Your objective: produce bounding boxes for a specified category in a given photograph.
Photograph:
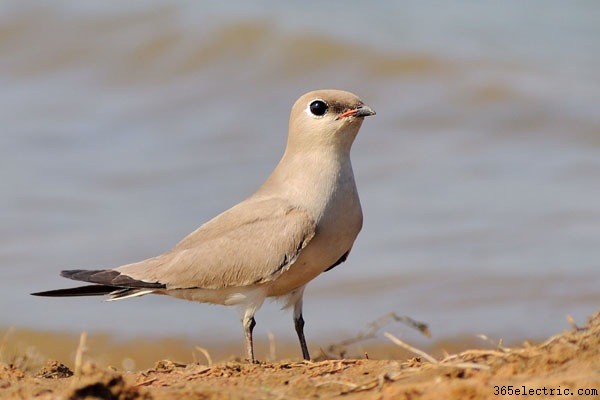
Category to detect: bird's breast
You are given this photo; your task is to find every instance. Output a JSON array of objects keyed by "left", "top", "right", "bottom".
[{"left": 266, "top": 169, "right": 362, "bottom": 297}]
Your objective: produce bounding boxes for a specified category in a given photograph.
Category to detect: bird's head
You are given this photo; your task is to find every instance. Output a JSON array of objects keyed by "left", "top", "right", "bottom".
[{"left": 287, "top": 89, "right": 375, "bottom": 153}]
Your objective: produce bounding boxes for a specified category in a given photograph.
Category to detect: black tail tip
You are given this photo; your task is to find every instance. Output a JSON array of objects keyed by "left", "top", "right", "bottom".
[{"left": 30, "top": 285, "right": 119, "bottom": 297}]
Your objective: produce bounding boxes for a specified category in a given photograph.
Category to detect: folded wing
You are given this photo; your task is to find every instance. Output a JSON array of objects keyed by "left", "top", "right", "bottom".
[{"left": 114, "top": 197, "right": 316, "bottom": 290}]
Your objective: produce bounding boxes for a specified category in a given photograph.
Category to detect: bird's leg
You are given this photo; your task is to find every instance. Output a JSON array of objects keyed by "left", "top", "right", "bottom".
[
  {"left": 295, "top": 313, "right": 310, "bottom": 360},
  {"left": 242, "top": 313, "right": 257, "bottom": 363},
  {"left": 293, "top": 292, "right": 311, "bottom": 360}
]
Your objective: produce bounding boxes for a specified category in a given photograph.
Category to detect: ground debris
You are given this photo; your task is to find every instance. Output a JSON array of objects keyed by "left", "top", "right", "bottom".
[
  {"left": 0, "top": 310, "right": 598, "bottom": 399},
  {"left": 148, "top": 360, "right": 186, "bottom": 373},
  {"left": 66, "top": 371, "right": 151, "bottom": 400},
  {"left": 36, "top": 360, "right": 73, "bottom": 379},
  {"left": 317, "top": 312, "right": 430, "bottom": 360},
  {"left": 0, "top": 364, "right": 25, "bottom": 381}
]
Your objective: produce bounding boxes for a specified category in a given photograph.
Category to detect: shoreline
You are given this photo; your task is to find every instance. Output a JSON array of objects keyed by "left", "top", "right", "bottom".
[
  {"left": 1, "top": 311, "right": 598, "bottom": 399},
  {"left": 0, "top": 324, "right": 555, "bottom": 372}
]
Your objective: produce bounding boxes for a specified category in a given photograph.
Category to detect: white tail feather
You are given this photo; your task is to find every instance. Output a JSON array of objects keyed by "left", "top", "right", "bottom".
[{"left": 106, "top": 289, "right": 155, "bottom": 302}]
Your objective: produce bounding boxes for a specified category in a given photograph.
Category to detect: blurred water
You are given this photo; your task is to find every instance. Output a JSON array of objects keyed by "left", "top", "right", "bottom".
[{"left": 1, "top": 1, "right": 599, "bottom": 345}]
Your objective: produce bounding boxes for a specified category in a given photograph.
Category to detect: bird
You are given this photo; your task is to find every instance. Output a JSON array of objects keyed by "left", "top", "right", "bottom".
[{"left": 32, "top": 89, "right": 376, "bottom": 362}]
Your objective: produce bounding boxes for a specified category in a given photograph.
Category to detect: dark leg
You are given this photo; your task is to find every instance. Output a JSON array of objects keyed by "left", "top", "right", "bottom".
[
  {"left": 294, "top": 312, "right": 310, "bottom": 360},
  {"left": 291, "top": 287, "right": 310, "bottom": 360},
  {"left": 242, "top": 315, "right": 257, "bottom": 362}
]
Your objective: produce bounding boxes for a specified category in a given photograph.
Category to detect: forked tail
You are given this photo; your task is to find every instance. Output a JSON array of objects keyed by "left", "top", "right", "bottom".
[{"left": 31, "top": 268, "right": 165, "bottom": 300}]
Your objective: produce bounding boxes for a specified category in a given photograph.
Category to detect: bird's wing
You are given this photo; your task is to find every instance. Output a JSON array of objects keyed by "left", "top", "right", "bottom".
[
  {"left": 116, "top": 197, "right": 316, "bottom": 290},
  {"left": 323, "top": 249, "right": 350, "bottom": 272}
]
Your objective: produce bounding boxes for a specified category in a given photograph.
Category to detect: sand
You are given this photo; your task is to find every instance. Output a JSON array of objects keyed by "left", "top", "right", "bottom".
[{"left": 0, "top": 311, "right": 599, "bottom": 399}]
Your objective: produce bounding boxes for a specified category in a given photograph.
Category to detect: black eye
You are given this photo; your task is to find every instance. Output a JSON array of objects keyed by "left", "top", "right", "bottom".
[{"left": 309, "top": 100, "right": 328, "bottom": 116}]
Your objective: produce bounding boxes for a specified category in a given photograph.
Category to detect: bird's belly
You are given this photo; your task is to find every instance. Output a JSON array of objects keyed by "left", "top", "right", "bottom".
[{"left": 165, "top": 285, "right": 268, "bottom": 307}]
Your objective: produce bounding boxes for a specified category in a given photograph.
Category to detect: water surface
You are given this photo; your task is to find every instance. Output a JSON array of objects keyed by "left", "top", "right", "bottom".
[{"left": 1, "top": 1, "right": 599, "bottom": 347}]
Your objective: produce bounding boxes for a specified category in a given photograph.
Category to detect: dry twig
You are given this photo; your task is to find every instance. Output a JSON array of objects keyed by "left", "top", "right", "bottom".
[
  {"left": 322, "top": 312, "right": 430, "bottom": 358},
  {"left": 383, "top": 332, "right": 437, "bottom": 363},
  {"left": 74, "top": 331, "right": 87, "bottom": 375},
  {"left": 384, "top": 332, "right": 490, "bottom": 371},
  {"left": 195, "top": 346, "right": 213, "bottom": 367},
  {"left": 0, "top": 327, "right": 15, "bottom": 362},
  {"left": 267, "top": 331, "right": 277, "bottom": 361},
  {"left": 313, "top": 379, "right": 357, "bottom": 389},
  {"left": 135, "top": 377, "right": 158, "bottom": 386}
]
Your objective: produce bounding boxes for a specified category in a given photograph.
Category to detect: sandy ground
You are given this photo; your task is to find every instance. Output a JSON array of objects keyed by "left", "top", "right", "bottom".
[{"left": 1, "top": 311, "right": 599, "bottom": 399}]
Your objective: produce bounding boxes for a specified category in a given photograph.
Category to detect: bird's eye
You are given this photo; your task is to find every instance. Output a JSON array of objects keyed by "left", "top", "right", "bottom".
[{"left": 309, "top": 100, "right": 328, "bottom": 116}]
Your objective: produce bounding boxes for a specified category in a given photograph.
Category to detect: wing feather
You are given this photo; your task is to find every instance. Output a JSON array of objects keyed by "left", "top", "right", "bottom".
[{"left": 116, "top": 197, "right": 316, "bottom": 290}]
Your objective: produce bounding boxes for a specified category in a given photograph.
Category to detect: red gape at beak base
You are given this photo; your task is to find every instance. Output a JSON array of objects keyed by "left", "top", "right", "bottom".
[{"left": 337, "top": 109, "right": 359, "bottom": 119}]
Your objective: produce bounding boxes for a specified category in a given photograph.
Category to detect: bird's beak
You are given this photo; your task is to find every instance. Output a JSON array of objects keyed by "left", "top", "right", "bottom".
[{"left": 336, "top": 104, "right": 376, "bottom": 120}]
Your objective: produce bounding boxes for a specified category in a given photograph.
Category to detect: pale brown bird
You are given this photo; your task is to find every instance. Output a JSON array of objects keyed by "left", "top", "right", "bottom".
[{"left": 32, "top": 89, "right": 376, "bottom": 362}]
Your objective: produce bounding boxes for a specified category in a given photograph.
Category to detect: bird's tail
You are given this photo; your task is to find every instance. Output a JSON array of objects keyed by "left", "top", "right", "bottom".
[
  {"left": 31, "top": 268, "right": 165, "bottom": 300},
  {"left": 31, "top": 284, "right": 120, "bottom": 297},
  {"left": 31, "top": 285, "right": 156, "bottom": 300}
]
